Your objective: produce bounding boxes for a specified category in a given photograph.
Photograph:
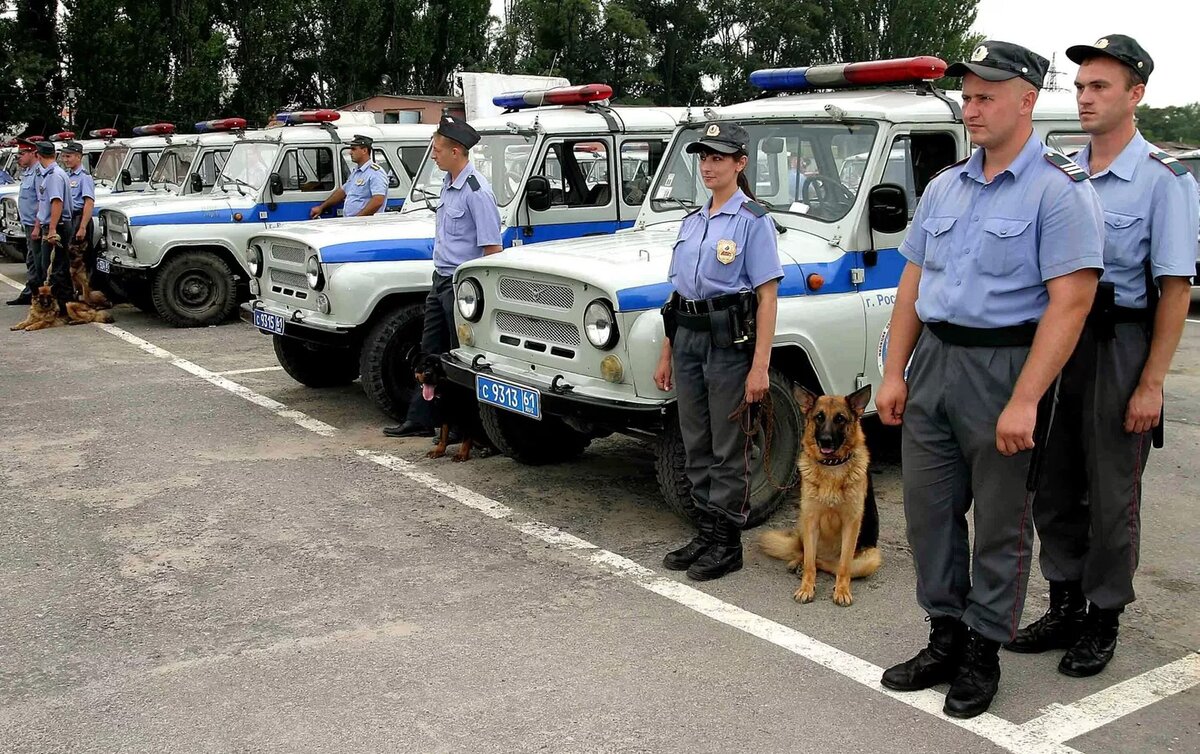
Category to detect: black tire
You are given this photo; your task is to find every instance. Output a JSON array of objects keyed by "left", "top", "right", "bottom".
[
  {"left": 150, "top": 251, "right": 237, "bottom": 327},
  {"left": 273, "top": 335, "right": 360, "bottom": 388},
  {"left": 358, "top": 303, "right": 424, "bottom": 420},
  {"left": 653, "top": 367, "right": 802, "bottom": 528},
  {"left": 109, "top": 276, "right": 154, "bottom": 312},
  {"left": 479, "top": 404, "right": 590, "bottom": 465}
]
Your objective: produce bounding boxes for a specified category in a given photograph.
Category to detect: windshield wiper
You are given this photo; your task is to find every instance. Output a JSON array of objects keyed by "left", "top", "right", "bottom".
[
  {"left": 641, "top": 196, "right": 699, "bottom": 227},
  {"left": 409, "top": 186, "right": 439, "bottom": 212},
  {"left": 218, "top": 175, "right": 252, "bottom": 196}
]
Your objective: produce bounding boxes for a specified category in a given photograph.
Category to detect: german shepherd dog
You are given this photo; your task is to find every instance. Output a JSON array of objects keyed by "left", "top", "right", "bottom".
[
  {"left": 760, "top": 385, "right": 881, "bottom": 606},
  {"left": 415, "top": 353, "right": 493, "bottom": 462},
  {"left": 10, "top": 286, "right": 66, "bottom": 331},
  {"left": 68, "top": 237, "right": 111, "bottom": 309}
]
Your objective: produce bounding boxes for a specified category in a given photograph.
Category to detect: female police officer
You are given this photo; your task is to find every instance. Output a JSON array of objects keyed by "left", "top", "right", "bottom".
[{"left": 654, "top": 121, "right": 783, "bottom": 581}]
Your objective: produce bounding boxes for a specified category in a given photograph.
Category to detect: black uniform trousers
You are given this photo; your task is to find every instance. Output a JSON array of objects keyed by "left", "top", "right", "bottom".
[
  {"left": 21, "top": 224, "right": 36, "bottom": 295},
  {"left": 1034, "top": 322, "right": 1153, "bottom": 610}
]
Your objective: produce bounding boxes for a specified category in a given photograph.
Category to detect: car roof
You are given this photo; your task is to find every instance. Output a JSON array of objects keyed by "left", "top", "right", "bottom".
[{"left": 473, "top": 105, "right": 688, "bottom": 135}]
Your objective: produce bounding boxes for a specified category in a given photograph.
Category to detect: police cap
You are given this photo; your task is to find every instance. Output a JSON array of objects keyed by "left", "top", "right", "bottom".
[
  {"left": 685, "top": 121, "right": 749, "bottom": 155},
  {"left": 15, "top": 138, "right": 37, "bottom": 153},
  {"left": 348, "top": 134, "right": 374, "bottom": 149},
  {"left": 945, "top": 40, "right": 1049, "bottom": 89},
  {"left": 61, "top": 140, "right": 84, "bottom": 154},
  {"left": 34, "top": 141, "right": 55, "bottom": 157},
  {"left": 1066, "top": 35, "right": 1154, "bottom": 83},
  {"left": 436, "top": 114, "right": 480, "bottom": 149}
]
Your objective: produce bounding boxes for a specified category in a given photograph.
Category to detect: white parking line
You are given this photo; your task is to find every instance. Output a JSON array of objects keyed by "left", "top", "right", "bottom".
[
  {"left": 5, "top": 276, "right": 1196, "bottom": 753},
  {"left": 1187, "top": 318, "right": 1200, "bottom": 325},
  {"left": 216, "top": 366, "right": 286, "bottom": 376}
]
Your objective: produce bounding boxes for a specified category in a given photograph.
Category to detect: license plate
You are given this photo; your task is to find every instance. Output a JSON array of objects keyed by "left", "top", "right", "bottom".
[
  {"left": 476, "top": 375, "right": 541, "bottom": 420},
  {"left": 252, "top": 309, "right": 286, "bottom": 335},
  {"left": 95, "top": 256, "right": 111, "bottom": 274}
]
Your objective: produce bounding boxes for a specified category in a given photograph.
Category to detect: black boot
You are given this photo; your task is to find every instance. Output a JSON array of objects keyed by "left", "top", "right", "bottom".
[
  {"left": 1004, "top": 580, "right": 1086, "bottom": 654},
  {"left": 6, "top": 292, "right": 31, "bottom": 305},
  {"left": 383, "top": 421, "right": 434, "bottom": 438},
  {"left": 881, "top": 616, "right": 966, "bottom": 691},
  {"left": 663, "top": 510, "right": 715, "bottom": 571},
  {"left": 1059, "top": 604, "right": 1121, "bottom": 678},
  {"left": 685, "top": 517, "right": 742, "bottom": 581},
  {"left": 944, "top": 630, "right": 1002, "bottom": 719}
]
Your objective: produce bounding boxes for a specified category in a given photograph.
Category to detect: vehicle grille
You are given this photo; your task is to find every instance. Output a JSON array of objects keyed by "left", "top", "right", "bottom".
[
  {"left": 269, "top": 242, "right": 307, "bottom": 265},
  {"left": 270, "top": 268, "right": 309, "bottom": 290},
  {"left": 495, "top": 311, "right": 580, "bottom": 346},
  {"left": 497, "top": 277, "right": 574, "bottom": 309}
]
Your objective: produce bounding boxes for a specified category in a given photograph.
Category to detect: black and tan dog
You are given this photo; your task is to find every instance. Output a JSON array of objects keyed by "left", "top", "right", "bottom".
[
  {"left": 68, "top": 237, "right": 111, "bottom": 309},
  {"left": 415, "top": 353, "right": 493, "bottom": 462},
  {"left": 760, "top": 384, "right": 881, "bottom": 606}
]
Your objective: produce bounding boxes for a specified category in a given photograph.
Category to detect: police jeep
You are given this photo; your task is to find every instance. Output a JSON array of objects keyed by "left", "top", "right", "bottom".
[
  {"left": 98, "top": 111, "right": 434, "bottom": 327},
  {"left": 441, "top": 57, "right": 1088, "bottom": 525},
  {"left": 242, "top": 84, "right": 684, "bottom": 419}
]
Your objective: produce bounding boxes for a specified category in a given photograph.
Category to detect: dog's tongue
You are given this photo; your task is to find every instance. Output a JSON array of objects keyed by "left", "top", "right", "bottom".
[
  {"left": 820, "top": 447, "right": 836, "bottom": 456},
  {"left": 422, "top": 384, "right": 435, "bottom": 401}
]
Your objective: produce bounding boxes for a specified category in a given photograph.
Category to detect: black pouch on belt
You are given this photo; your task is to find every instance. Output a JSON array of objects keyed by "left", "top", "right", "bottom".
[
  {"left": 710, "top": 308, "right": 735, "bottom": 348},
  {"left": 1089, "top": 281, "right": 1117, "bottom": 341},
  {"left": 661, "top": 293, "right": 679, "bottom": 345}
]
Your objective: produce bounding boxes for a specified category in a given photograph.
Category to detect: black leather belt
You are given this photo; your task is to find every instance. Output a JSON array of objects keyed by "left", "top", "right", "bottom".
[
  {"left": 1109, "top": 305, "right": 1152, "bottom": 324},
  {"left": 676, "top": 293, "right": 743, "bottom": 315},
  {"left": 926, "top": 321, "right": 1038, "bottom": 347}
]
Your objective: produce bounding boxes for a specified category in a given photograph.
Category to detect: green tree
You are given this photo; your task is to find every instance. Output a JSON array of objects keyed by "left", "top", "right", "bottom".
[
  {"left": 636, "top": 0, "right": 709, "bottom": 106},
  {"left": 812, "top": 0, "right": 980, "bottom": 66},
  {"left": 704, "top": 0, "right": 823, "bottom": 104},
  {"left": 3, "top": 0, "right": 63, "bottom": 134},
  {"left": 1136, "top": 103, "right": 1200, "bottom": 147}
]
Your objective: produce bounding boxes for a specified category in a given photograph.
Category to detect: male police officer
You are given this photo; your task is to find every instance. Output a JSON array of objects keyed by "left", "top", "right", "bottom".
[
  {"left": 30, "top": 140, "right": 74, "bottom": 311},
  {"left": 5, "top": 141, "right": 41, "bottom": 305},
  {"left": 309, "top": 135, "right": 388, "bottom": 219},
  {"left": 1005, "top": 36, "right": 1199, "bottom": 677},
  {"left": 384, "top": 114, "right": 502, "bottom": 438},
  {"left": 875, "top": 41, "right": 1105, "bottom": 719},
  {"left": 62, "top": 141, "right": 96, "bottom": 243}
]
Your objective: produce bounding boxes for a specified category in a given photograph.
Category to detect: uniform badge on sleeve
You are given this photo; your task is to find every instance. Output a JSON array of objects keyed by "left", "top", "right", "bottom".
[{"left": 716, "top": 239, "right": 737, "bottom": 264}]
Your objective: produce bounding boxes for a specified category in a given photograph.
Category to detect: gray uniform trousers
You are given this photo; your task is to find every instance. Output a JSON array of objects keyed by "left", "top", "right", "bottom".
[
  {"left": 902, "top": 329, "right": 1038, "bottom": 643},
  {"left": 672, "top": 326, "right": 752, "bottom": 527},
  {"left": 401, "top": 272, "right": 457, "bottom": 428},
  {"left": 1034, "top": 322, "right": 1152, "bottom": 609},
  {"left": 21, "top": 225, "right": 36, "bottom": 295}
]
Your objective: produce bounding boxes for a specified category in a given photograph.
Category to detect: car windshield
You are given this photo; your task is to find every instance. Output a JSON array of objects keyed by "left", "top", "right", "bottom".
[
  {"left": 93, "top": 146, "right": 129, "bottom": 184},
  {"left": 218, "top": 141, "right": 281, "bottom": 191},
  {"left": 649, "top": 121, "right": 880, "bottom": 223},
  {"left": 149, "top": 145, "right": 198, "bottom": 190},
  {"left": 407, "top": 133, "right": 535, "bottom": 209}
]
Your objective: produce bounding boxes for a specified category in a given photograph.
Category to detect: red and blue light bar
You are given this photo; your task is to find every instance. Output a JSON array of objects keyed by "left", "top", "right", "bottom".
[
  {"left": 274, "top": 109, "right": 340, "bottom": 125},
  {"left": 132, "top": 123, "right": 177, "bottom": 136},
  {"left": 493, "top": 83, "right": 613, "bottom": 111},
  {"left": 89, "top": 128, "right": 120, "bottom": 139},
  {"left": 750, "top": 56, "right": 948, "bottom": 91},
  {"left": 194, "top": 117, "right": 248, "bottom": 133},
  {"left": 49, "top": 131, "right": 76, "bottom": 142}
]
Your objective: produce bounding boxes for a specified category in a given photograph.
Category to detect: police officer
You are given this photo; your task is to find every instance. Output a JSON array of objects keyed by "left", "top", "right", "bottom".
[
  {"left": 654, "top": 122, "right": 783, "bottom": 581},
  {"left": 30, "top": 140, "right": 74, "bottom": 312},
  {"left": 875, "top": 41, "right": 1105, "bottom": 719},
  {"left": 1005, "top": 37, "right": 1199, "bottom": 677},
  {"left": 5, "top": 141, "right": 41, "bottom": 306},
  {"left": 384, "top": 114, "right": 502, "bottom": 438},
  {"left": 61, "top": 140, "right": 96, "bottom": 249},
  {"left": 309, "top": 135, "right": 388, "bottom": 219}
]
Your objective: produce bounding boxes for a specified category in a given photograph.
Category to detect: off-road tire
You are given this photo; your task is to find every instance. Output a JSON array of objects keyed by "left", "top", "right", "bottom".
[
  {"left": 273, "top": 335, "right": 360, "bottom": 388},
  {"left": 358, "top": 303, "right": 424, "bottom": 420},
  {"left": 479, "top": 405, "right": 590, "bottom": 465},
  {"left": 150, "top": 251, "right": 237, "bottom": 327}
]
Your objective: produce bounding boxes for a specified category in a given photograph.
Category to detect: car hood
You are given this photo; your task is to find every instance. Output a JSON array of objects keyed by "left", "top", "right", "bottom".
[{"left": 252, "top": 212, "right": 439, "bottom": 264}]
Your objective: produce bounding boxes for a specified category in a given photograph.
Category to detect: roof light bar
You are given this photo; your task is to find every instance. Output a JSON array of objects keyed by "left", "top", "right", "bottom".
[
  {"left": 194, "top": 117, "right": 248, "bottom": 133},
  {"left": 493, "top": 83, "right": 614, "bottom": 111},
  {"left": 274, "top": 109, "right": 340, "bottom": 125},
  {"left": 49, "top": 131, "right": 76, "bottom": 142},
  {"left": 132, "top": 123, "right": 177, "bottom": 136},
  {"left": 750, "top": 56, "right": 948, "bottom": 91},
  {"left": 24, "top": 135, "right": 46, "bottom": 143},
  {"left": 89, "top": 128, "right": 120, "bottom": 139}
]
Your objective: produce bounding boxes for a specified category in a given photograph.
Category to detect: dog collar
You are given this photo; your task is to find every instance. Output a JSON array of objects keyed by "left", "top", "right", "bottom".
[{"left": 817, "top": 455, "right": 852, "bottom": 466}]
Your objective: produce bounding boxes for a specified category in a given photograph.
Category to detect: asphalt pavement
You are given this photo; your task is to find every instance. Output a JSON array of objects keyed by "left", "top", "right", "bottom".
[{"left": 0, "top": 260, "right": 1196, "bottom": 753}]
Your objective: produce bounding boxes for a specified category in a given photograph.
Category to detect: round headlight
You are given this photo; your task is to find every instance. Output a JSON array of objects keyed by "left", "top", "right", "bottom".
[
  {"left": 584, "top": 299, "right": 618, "bottom": 349},
  {"left": 316, "top": 293, "right": 331, "bottom": 314},
  {"left": 248, "top": 244, "right": 263, "bottom": 277},
  {"left": 457, "top": 278, "right": 483, "bottom": 322},
  {"left": 306, "top": 255, "right": 324, "bottom": 290}
]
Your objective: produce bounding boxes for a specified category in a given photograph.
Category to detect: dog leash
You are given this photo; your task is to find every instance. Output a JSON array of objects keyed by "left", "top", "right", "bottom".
[{"left": 728, "top": 391, "right": 795, "bottom": 516}]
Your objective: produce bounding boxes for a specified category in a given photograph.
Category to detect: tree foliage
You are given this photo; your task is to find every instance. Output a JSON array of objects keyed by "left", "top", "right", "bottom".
[{"left": 1136, "top": 103, "right": 1200, "bottom": 148}]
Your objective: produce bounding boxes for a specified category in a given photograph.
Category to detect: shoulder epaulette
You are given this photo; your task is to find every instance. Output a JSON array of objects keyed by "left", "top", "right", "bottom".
[
  {"left": 932, "top": 156, "right": 969, "bottom": 181},
  {"left": 1148, "top": 150, "right": 1190, "bottom": 176},
  {"left": 741, "top": 200, "right": 768, "bottom": 218},
  {"left": 466, "top": 174, "right": 480, "bottom": 191},
  {"left": 369, "top": 163, "right": 382, "bottom": 171},
  {"left": 1044, "top": 151, "right": 1090, "bottom": 182}
]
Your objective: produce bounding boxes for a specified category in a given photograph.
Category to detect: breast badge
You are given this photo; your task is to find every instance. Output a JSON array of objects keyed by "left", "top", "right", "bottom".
[{"left": 716, "top": 239, "right": 737, "bottom": 264}]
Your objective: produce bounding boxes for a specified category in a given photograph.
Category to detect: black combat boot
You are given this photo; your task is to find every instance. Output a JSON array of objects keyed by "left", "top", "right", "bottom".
[
  {"left": 1004, "top": 580, "right": 1086, "bottom": 653},
  {"left": 663, "top": 510, "right": 716, "bottom": 571},
  {"left": 685, "top": 517, "right": 742, "bottom": 581},
  {"left": 944, "top": 630, "right": 1002, "bottom": 719},
  {"left": 1058, "top": 604, "right": 1121, "bottom": 678},
  {"left": 881, "top": 616, "right": 967, "bottom": 691}
]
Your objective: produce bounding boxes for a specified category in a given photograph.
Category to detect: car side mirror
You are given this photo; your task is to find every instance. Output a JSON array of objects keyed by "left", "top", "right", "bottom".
[
  {"left": 189, "top": 173, "right": 204, "bottom": 194},
  {"left": 388, "top": 175, "right": 400, "bottom": 189},
  {"left": 526, "top": 175, "right": 552, "bottom": 212},
  {"left": 269, "top": 172, "right": 283, "bottom": 196},
  {"left": 868, "top": 183, "right": 908, "bottom": 234},
  {"left": 119, "top": 169, "right": 132, "bottom": 187}
]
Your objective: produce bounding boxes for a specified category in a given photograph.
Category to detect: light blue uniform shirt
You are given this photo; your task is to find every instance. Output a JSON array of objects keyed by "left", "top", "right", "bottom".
[
  {"left": 901, "top": 132, "right": 1104, "bottom": 328},
  {"left": 17, "top": 166, "right": 38, "bottom": 226},
  {"left": 433, "top": 162, "right": 502, "bottom": 278},
  {"left": 35, "top": 162, "right": 72, "bottom": 225},
  {"left": 67, "top": 165, "right": 96, "bottom": 215},
  {"left": 668, "top": 188, "right": 783, "bottom": 301},
  {"left": 341, "top": 159, "right": 388, "bottom": 217},
  {"left": 1073, "top": 131, "right": 1199, "bottom": 308}
]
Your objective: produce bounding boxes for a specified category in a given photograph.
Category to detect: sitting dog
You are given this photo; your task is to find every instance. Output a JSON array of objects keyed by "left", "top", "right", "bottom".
[
  {"left": 10, "top": 286, "right": 66, "bottom": 331},
  {"left": 414, "top": 353, "right": 493, "bottom": 463},
  {"left": 760, "top": 384, "right": 881, "bottom": 606},
  {"left": 68, "top": 237, "right": 110, "bottom": 309}
]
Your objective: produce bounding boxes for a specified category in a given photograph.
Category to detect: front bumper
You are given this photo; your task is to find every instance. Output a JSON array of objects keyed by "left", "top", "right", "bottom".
[
  {"left": 442, "top": 350, "right": 667, "bottom": 430},
  {"left": 240, "top": 301, "right": 357, "bottom": 346}
]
